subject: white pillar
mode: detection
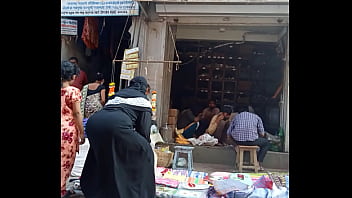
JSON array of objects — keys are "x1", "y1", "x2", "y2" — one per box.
[
  {"x1": 131, "y1": 18, "x2": 175, "y2": 127},
  {"x1": 283, "y1": 31, "x2": 289, "y2": 153}
]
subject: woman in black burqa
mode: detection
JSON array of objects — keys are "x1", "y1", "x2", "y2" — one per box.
[{"x1": 80, "y1": 76, "x2": 156, "y2": 198}]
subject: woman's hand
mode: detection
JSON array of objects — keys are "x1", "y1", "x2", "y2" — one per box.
[{"x1": 79, "y1": 136, "x2": 85, "y2": 145}]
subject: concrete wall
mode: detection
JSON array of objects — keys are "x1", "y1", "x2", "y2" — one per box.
[{"x1": 167, "y1": 144, "x2": 289, "y2": 170}]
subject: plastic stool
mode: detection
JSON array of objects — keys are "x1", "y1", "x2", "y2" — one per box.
[
  {"x1": 172, "y1": 146, "x2": 194, "y2": 171},
  {"x1": 235, "y1": 145, "x2": 259, "y2": 173}
]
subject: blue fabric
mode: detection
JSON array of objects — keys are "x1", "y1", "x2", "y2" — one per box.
[
  {"x1": 227, "y1": 112, "x2": 265, "y2": 141},
  {"x1": 234, "y1": 188, "x2": 254, "y2": 198},
  {"x1": 207, "y1": 186, "x2": 235, "y2": 198},
  {"x1": 247, "y1": 188, "x2": 272, "y2": 198},
  {"x1": 182, "y1": 123, "x2": 197, "y2": 138},
  {"x1": 83, "y1": 118, "x2": 89, "y2": 138}
]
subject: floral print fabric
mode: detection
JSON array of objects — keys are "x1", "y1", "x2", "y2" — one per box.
[
  {"x1": 84, "y1": 92, "x2": 103, "y2": 118},
  {"x1": 61, "y1": 86, "x2": 81, "y2": 196}
]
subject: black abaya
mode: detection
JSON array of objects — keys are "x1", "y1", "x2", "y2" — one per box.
[{"x1": 80, "y1": 76, "x2": 155, "y2": 198}]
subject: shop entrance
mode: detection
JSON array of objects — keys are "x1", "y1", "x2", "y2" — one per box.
[{"x1": 170, "y1": 39, "x2": 285, "y2": 135}]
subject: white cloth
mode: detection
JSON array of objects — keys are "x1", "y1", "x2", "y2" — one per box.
[
  {"x1": 71, "y1": 138, "x2": 90, "y2": 177},
  {"x1": 187, "y1": 133, "x2": 218, "y2": 146}
]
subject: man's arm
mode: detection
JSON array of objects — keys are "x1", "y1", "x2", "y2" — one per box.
[{"x1": 257, "y1": 117, "x2": 265, "y2": 137}]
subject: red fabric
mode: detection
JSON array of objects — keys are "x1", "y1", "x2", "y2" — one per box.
[
  {"x1": 72, "y1": 70, "x2": 88, "y2": 90},
  {"x1": 81, "y1": 17, "x2": 99, "y2": 49},
  {"x1": 253, "y1": 175, "x2": 273, "y2": 190}
]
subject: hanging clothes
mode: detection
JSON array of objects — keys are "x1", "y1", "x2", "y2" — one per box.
[{"x1": 81, "y1": 17, "x2": 99, "y2": 49}]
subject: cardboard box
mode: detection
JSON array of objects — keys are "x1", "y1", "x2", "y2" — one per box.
[
  {"x1": 167, "y1": 116, "x2": 177, "y2": 125},
  {"x1": 168, "y1": 109, "x2": 179, "y2": 117},
  {"x1": 168, "y1": 124, "x2": 176, "y2": 139}
]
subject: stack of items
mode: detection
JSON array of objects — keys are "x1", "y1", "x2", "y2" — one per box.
[
  {"x1": 156, "y1": 185, "x2": 178, "y2": 198},
  {"x1": 207, "y1": 172, "x2": 253, "y2": 198},
  {"x1": 167, "y1": 109, "x2": 179, "y2": 142},
  {"x1": 155, "y1": 168, "x2": 289, "y2": 198},
  {"x1": 207, "y1": 172, "x2": 289, "y2": 198},
  {"x1": 155, "y1": 168, "x2": 210, "y2": 198}
]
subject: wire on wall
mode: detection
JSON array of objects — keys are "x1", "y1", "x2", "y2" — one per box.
[{"x1": 109, "y1": 0, "x2": 136, "y2": 89}]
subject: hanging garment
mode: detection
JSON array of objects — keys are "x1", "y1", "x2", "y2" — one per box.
[{"x1": 81, "y1": 17, "x2": 99, "y2": 49}]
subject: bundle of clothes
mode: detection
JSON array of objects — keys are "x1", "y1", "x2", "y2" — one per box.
[
  {"x1": 155, "y1": 168, "x2": 289, "y2": 198},
  {"x1": 207, "y1": 172, "x2": 289, "y2": 198}
]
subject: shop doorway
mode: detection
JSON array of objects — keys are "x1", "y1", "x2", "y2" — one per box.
[{"x1": 170, "y1": 39, "x2": 285, "y2": 135}]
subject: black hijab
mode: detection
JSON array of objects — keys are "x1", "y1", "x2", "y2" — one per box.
[{"x1": 114, "y1": 76, "x2": 149, "y2": 99}]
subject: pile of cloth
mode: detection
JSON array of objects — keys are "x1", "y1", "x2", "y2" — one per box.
[
  {"x1": 207, "y1": 172, "x2": 289, "y2": 198},
  {"x1": 155, "y1": 167, "x2": 289, "y2": 198},
  {"x1": 155, "y1": 167, "x2": 210, "y2": 197},
  {"x1": 187, "y1": 133, "x2": 218, "y2": 146}
]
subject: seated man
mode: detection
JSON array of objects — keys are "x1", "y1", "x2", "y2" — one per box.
[
  {"x1": 209, "y1": 106, "x2": 233, "y2": 144},
  {"x1": 226, "y1": 106, "x2": 270, "y2": 171},
  {"x1": 201, "y1": 99, "x2": 220, "y2": 121},
  {"x1": 206, "y1": 112, "x2": 225, "y2": 136},
  {"x1": 190, "y1": 99, "x2": 220, "y2": 138}
]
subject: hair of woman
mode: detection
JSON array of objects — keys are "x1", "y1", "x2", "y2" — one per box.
[
  {"x1": 96, "y1": 72, "x2": 104, "y2": 81},
  {"x1": 61, "y1": 60, "x2": 80, "y2": 81}
]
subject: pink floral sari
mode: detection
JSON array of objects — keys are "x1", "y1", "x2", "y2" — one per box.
[{"x1": 61, "y1": 86, "x2": 81, "y2": 196}]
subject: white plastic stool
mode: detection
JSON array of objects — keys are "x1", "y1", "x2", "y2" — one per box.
[{"x1": 172, "y1": 146, "x2": 194, "y2": 171}]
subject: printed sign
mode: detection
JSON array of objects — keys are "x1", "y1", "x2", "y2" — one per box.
[
  {"x1": 123, "y1": 47, "x2": 139, "y2": 70},
  {"x1": 120, "y1": 47, "x2": 139, "y2": 80},
  {"x1": 120, "y1": 65, "x2": 135, "y2": 80},
  {"x1": 61, "y1": 18, "x2": 77, "y2": 35},
  {"x1": 61, "y1": 0, "x2": 139, "y2": 16}
]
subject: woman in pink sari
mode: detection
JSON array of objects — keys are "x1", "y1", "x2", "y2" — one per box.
[{"x1": 61, "y1": 60, "x2": 85, "y2": 197}]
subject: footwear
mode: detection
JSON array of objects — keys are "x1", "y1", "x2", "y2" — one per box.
[{"x1": 259, "y1": 166, "x2": 265, "y2": 171}]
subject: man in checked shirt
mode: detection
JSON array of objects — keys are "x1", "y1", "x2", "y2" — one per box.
[{"x1": 226, "y1": 105, "x2": 270, "y2": 171}]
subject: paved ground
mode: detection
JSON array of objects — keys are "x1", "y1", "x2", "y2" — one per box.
[{"x1": 65, "y1": 162, "x2": 289, "y2": 197}]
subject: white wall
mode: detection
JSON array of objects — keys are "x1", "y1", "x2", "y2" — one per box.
[
  {"x1": 61, "y1": 35, "x2": 88, "y2": 68},
  {"x1": 131, "y1": 17, "x2": 173, "y2": 127}
]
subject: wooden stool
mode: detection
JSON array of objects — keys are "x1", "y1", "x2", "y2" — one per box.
[{"x1": 235, "y1": 145, "x2": 259, "y2": 173}]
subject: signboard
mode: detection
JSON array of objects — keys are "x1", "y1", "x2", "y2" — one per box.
[
  {"x1": 61, "y1": 18, "x2": 77, "y2": 35},
  {"x1": 120, "y1": 67, "x2": 135, "y2": 80},
  {"x1": 124, "y1": 47, "x2": 139, "y2": 70},
  {"x1": 120, "y1": 47, "x2": 139, "y2": 80},
  {"x1": 61, "y1": 0, "x2": 139, "y2": 16}
]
